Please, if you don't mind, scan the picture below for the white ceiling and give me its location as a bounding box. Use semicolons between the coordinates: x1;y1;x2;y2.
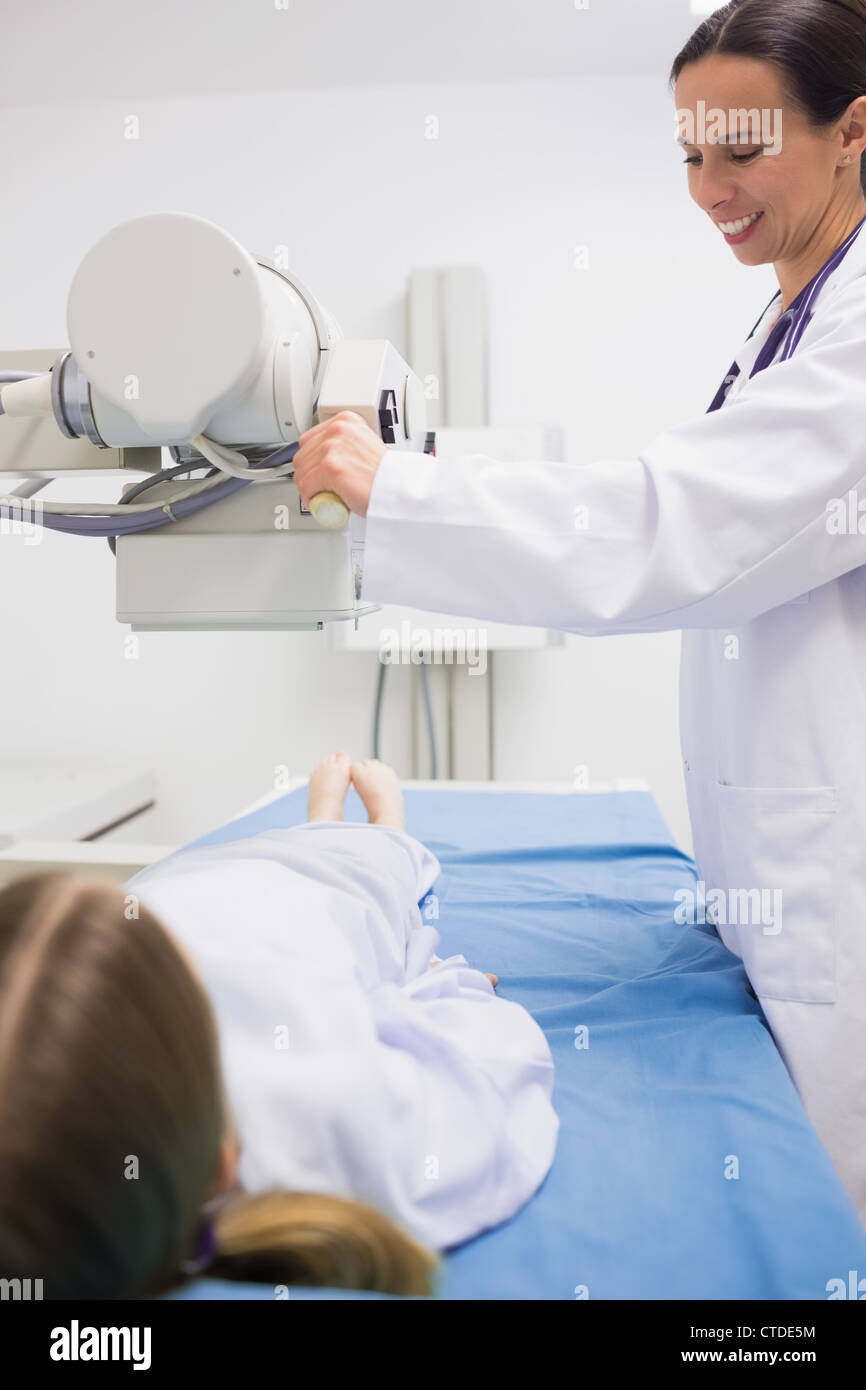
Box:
1;0;702;105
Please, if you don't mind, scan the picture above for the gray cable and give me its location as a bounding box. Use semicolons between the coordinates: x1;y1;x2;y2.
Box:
419;660;438;780
118;462;217;505
106;461;217;555
21;474;247;537
2;440;300;538
372;659;439;776
372;659;387;759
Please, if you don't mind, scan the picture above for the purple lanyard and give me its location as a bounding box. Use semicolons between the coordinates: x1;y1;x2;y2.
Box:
707;214;866;413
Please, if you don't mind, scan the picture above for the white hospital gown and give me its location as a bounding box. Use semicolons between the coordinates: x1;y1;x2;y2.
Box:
125;821;558;1250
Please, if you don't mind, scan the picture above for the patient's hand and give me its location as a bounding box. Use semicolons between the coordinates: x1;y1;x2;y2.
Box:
307;751;353;822
430;956;498;989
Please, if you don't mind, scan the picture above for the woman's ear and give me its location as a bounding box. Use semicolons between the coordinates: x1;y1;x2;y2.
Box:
840;94;866;163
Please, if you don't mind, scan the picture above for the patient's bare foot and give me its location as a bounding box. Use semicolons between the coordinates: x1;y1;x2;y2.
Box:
350;759;405;830
307;751;352;822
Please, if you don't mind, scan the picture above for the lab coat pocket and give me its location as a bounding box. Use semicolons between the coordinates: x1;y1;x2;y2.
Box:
715;783;837;1004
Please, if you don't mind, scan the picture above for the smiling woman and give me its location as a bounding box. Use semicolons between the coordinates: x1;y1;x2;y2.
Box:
671;0;866;306
292;0;866;1233
672;0;866;195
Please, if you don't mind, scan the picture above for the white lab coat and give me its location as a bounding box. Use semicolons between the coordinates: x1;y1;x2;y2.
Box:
361;224;866;1225
126;822;557;1251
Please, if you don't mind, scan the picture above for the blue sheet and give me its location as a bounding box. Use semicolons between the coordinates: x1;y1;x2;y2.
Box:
169;786;866;1300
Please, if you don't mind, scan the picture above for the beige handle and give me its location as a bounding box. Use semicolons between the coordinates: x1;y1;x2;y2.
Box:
308;490;350;529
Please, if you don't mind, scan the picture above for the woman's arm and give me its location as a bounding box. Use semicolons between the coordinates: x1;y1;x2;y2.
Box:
295;276;866;635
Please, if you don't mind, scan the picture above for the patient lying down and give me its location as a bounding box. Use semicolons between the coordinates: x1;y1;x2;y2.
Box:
0;754;557;1298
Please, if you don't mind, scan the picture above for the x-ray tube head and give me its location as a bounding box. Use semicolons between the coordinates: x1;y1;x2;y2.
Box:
0;211;433;631
61;211;338;451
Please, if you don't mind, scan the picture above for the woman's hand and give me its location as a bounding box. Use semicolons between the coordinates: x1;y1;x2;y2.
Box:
292;410;387;519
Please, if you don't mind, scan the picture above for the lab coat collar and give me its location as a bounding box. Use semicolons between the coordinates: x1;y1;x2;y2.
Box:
825;208;866;288
733;212;866;372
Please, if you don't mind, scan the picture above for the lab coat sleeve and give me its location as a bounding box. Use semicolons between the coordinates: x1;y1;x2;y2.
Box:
362;274;866;632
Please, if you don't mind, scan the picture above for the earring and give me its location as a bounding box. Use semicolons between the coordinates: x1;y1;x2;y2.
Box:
843;155;854;166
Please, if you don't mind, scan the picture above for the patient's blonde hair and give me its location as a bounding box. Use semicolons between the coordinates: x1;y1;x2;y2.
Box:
0;872;437;1299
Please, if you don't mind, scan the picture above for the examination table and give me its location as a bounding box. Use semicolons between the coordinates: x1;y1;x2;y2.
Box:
166;785;866;1300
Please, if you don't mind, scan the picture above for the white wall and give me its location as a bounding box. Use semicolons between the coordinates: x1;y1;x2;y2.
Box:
0;73;778;849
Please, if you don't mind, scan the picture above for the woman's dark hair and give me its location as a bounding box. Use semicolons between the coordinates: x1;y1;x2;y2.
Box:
671;0;866;194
